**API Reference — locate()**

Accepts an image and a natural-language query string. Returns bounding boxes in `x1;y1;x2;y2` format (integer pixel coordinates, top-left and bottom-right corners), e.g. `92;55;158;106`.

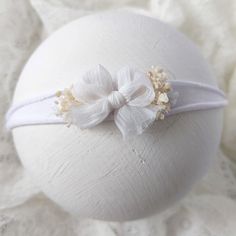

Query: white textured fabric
1;0;236;235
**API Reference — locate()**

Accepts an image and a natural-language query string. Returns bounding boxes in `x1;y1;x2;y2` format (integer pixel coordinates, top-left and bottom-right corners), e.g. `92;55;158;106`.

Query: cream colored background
1;0;236;235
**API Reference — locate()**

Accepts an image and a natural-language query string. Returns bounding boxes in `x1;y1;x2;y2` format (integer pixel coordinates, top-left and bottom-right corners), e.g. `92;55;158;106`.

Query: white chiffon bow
70;65;158;137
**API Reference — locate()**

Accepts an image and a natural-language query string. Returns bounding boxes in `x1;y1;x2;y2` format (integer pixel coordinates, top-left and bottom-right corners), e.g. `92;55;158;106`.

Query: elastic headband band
6;65;227;137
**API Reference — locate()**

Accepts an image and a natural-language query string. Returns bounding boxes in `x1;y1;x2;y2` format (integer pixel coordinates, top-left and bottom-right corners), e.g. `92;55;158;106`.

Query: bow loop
73;64;113;103
117;66;155;107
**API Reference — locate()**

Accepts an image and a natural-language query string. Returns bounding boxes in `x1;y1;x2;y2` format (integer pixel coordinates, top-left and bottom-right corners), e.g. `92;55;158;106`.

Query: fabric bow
69;65;158;137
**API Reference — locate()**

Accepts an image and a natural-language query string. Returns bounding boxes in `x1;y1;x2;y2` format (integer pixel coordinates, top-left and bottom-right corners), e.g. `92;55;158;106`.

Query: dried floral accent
54;65;174;134
55;86;82;126
147;66;172;120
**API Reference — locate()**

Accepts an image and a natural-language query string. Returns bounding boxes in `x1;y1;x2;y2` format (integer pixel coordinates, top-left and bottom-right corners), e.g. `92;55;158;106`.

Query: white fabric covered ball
12;10;224;221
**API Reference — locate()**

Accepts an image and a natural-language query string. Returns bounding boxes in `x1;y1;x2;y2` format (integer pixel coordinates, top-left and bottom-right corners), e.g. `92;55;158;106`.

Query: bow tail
69;98;111;129
114;105;157;138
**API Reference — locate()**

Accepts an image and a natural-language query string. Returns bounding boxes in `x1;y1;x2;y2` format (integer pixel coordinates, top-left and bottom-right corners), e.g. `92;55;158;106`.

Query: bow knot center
107;91;127;109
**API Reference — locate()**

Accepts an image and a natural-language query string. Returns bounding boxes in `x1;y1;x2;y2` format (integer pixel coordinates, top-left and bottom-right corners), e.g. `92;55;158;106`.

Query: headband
6;65;227;137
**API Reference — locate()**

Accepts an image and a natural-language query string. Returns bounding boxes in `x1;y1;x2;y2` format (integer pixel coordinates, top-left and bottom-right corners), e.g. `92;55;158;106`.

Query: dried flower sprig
147;66;172;120
55;86;81;126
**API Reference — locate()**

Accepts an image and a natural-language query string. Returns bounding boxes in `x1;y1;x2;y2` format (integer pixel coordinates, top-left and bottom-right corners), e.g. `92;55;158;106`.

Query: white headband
6;65;227;138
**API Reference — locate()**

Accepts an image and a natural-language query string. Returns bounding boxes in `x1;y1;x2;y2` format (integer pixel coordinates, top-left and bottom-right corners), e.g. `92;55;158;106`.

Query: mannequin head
12;11;223;221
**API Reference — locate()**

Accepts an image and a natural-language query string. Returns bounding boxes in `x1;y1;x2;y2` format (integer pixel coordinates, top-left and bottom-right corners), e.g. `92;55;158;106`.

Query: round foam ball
12;10;224;221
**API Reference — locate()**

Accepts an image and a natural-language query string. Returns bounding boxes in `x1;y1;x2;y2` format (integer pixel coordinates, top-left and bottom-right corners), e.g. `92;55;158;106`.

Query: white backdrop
1;0;236;235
